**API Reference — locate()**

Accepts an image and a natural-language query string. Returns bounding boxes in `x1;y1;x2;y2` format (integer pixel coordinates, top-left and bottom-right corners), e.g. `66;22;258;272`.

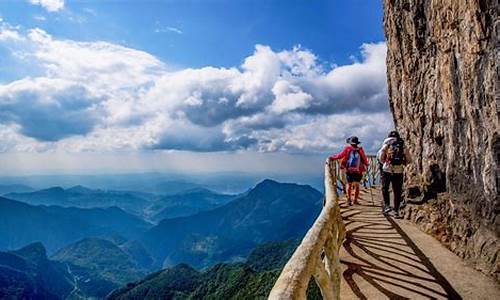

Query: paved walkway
338;187;500;300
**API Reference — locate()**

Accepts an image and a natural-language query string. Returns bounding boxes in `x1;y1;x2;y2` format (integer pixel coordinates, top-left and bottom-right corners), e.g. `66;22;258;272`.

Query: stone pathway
338;187;499;300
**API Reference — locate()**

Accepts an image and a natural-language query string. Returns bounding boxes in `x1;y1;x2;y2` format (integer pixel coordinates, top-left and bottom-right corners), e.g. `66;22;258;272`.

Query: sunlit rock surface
383;0;498;279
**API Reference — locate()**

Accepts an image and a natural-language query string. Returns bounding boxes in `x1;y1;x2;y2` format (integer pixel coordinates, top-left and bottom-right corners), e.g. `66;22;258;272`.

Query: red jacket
330;145;369;172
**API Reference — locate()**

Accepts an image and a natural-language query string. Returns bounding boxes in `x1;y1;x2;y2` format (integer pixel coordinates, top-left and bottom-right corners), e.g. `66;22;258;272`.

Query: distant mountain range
5;186;154;217
0;196;152;253
0;184;34;195
0;178;324;299
0;172;323;195
6;185;238;223
141;179;323;268
0;174;207;195
148;188;238;222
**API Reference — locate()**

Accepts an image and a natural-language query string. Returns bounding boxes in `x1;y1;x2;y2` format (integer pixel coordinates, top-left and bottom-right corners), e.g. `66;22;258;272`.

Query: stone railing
268;160;346;300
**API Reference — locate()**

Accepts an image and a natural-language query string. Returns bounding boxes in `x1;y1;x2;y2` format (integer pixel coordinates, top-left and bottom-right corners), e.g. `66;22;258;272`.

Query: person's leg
347;182;353;205
392;173;404;215
354;182;360;204
382;171;392;212
378;163;384;186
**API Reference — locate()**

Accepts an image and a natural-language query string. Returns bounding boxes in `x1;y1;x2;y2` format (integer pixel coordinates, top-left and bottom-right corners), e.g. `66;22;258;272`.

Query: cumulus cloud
0;22;24;42
30;0;65;12
0;78;101;141
0;21;391;154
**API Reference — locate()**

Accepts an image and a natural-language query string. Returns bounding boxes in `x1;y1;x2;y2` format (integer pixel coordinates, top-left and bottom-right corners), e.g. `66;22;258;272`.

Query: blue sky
0;0;384;68
0;0;392;175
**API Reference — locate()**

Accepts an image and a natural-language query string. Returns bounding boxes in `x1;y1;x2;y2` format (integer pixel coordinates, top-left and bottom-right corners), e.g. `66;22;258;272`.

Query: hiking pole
368;164;375;206
369;177;375;206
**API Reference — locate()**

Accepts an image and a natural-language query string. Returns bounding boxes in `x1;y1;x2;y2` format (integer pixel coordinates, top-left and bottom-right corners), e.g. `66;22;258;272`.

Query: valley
0;178;323;299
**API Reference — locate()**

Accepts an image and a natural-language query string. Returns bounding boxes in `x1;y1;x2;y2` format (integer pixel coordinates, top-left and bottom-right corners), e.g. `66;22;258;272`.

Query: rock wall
383;0;499;279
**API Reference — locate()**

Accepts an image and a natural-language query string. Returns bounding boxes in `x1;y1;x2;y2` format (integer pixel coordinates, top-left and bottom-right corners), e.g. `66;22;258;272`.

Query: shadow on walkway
339;189;462;300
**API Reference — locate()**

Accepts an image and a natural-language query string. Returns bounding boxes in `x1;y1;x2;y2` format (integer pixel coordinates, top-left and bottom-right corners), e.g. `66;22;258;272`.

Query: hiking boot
383;207;392;215
347;200;353;206
393;210;402;219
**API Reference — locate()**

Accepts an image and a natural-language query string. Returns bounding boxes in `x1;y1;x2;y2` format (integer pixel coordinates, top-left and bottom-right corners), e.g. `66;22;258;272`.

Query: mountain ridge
141;179;323;269
0;196;152;253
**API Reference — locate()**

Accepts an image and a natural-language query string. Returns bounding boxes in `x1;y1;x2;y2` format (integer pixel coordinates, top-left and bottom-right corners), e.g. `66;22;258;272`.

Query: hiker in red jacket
329;136;369;205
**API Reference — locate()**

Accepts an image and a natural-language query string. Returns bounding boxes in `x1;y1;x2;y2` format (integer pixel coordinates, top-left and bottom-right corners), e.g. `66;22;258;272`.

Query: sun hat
347;136;361;145
388;131;400;138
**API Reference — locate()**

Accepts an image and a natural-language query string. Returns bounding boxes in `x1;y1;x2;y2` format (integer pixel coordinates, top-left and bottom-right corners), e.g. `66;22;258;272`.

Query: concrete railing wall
268;160;346;300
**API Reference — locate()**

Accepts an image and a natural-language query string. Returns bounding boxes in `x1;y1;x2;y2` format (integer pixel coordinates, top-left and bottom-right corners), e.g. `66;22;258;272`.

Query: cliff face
383;0;499;278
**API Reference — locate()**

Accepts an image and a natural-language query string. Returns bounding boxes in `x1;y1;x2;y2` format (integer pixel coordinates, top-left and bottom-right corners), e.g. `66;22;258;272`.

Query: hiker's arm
379;145;388;162
329;148;347;160
376;146;385;163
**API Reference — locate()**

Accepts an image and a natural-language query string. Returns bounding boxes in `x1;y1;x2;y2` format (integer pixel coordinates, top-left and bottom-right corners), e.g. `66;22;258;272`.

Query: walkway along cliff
269;2;498;298
383;0;498;279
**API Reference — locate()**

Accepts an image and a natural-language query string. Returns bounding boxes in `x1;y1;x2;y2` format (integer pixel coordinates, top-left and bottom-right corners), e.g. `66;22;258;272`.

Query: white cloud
0;77;102;141
155;26;183;35
0;28;23;41
270;80;313;113
30;0;65;12
33;15;47;21
27;28;165;89
0;22;391;155
0;22;24;42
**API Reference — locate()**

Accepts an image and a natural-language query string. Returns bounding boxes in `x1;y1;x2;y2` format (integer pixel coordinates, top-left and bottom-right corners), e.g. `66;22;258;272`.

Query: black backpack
387;139;406;166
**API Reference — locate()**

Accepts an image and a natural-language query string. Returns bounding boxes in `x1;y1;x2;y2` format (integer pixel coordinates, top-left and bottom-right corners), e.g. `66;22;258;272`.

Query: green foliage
247;239;300;272
107;239;323;300
52;238;146;286
0;243;74;299
142;180;323;269
107;264;201;299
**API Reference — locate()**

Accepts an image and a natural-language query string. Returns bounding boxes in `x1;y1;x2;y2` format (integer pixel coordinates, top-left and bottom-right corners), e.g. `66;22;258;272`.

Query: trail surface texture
338;188;499;300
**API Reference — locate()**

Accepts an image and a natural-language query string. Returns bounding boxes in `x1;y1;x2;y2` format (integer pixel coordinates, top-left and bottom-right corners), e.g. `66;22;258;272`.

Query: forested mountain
141;180;323;268
107;240;321;300
0;196;152;252
148;188;237;222
0;243;74;299
52;238;149;298
0;179;323;299
0;240;154;299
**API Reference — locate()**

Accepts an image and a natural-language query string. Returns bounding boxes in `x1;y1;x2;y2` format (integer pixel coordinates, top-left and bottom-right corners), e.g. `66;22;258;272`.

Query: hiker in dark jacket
329;136;369;205
376;132;398;186
377;131;411;218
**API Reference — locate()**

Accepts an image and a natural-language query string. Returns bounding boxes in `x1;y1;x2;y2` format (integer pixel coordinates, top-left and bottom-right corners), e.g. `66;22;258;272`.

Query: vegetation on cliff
108;240;321;299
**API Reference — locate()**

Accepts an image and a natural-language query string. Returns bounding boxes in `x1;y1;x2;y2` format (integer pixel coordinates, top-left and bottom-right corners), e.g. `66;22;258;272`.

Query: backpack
346;149;362;173
387;139;406;166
